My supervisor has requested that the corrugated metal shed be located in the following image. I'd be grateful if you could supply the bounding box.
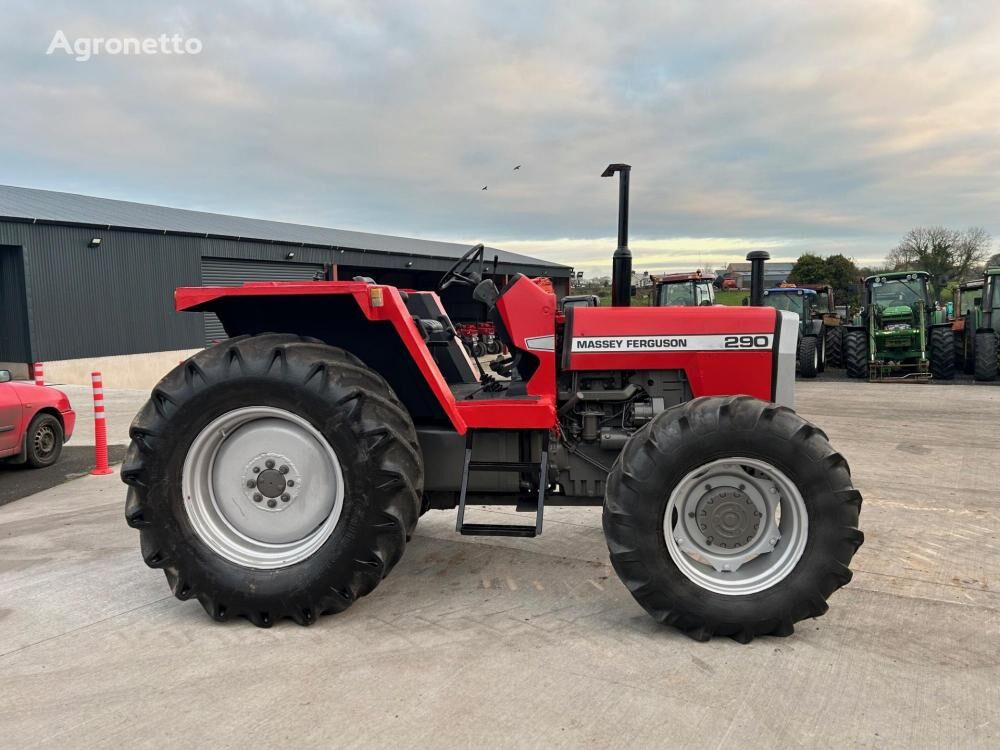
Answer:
[0,185,571,364]
[0,184,566,270]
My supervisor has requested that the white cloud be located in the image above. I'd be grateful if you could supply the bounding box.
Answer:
[0,0,996,268]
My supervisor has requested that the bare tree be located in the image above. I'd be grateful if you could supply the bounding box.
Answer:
[888,226,991,285]
[953,227,992,279]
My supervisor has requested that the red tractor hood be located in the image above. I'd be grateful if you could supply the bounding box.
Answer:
[564,305,789,405]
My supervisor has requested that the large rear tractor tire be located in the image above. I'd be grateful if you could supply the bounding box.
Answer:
[798,337,818,378]
[825,326,843,369]
[122,333,423,626]
[603,396,863,642]
[844,330,868,379]
[975,331,998,381]
[929,326,955,380]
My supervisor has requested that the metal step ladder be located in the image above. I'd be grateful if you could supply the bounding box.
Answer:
[455,430,549,537]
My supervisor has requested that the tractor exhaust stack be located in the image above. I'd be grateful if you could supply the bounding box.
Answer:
[747,250,770,306]
[602,163,632,307]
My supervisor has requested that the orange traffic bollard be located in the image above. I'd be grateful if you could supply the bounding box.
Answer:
[90,371,114,476]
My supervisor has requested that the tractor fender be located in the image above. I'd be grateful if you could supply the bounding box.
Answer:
[175,282,468,432]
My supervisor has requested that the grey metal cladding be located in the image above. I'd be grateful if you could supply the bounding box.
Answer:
[0,184,569,272]
[1,222,204,361]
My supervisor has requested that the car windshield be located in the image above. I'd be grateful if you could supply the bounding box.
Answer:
[871,278,925,308]
[764,293,807,315]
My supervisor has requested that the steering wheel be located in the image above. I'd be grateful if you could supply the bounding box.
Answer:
[438,243,486,291]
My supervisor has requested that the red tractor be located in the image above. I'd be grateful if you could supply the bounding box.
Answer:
[123,165,862,641]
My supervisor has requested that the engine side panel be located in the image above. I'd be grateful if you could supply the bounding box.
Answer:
[563,306,786,404]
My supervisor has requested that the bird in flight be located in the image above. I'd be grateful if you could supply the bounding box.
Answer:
[513,165,521,171]
[481,185,488,190]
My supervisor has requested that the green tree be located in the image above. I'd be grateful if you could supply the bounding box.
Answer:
[790,253,860,305]
[788,253,828,284]
[823,254,859,297]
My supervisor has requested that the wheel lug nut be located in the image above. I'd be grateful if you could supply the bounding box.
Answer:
[246,480,256,488]
[267,499,277,508]
[253,493,263,502]
[279,465,289,474]
[266,460,275,469]
[252,466,261,474]
[281,493,290,502]
[704,483,712,491]
[287,480,295,487]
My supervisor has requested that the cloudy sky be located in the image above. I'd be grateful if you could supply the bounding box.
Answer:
[1,1,998,274]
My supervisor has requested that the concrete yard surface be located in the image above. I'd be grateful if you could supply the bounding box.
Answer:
[0,381,998,748]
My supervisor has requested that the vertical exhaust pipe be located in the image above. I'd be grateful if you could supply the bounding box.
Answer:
[602,163,632,307]
[746,250,770,306]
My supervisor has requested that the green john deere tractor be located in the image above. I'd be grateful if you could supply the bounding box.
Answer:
[761,287,825,378]
[843,271,954,381]
[953,268,999,381]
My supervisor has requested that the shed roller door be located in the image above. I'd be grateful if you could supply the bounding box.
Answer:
[202,257,325,345]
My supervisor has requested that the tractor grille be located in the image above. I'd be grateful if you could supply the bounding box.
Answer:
[885,335,912,348]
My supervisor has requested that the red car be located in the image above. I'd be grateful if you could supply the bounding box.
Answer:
[0,369,76,468]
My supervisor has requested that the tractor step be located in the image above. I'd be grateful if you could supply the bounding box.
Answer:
[456,430,549,537]
[459,523,537,538]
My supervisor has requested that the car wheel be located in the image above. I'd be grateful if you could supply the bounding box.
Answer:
[25,413,64,468]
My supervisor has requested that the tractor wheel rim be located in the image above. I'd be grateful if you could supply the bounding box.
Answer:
[663,457,808,595]
[34,424,56,456]
[182,406,344,569]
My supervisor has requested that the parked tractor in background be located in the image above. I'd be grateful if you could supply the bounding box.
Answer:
[122,164,863,642]
[784,283,845,368]
[650,271,716,307]
[952,268,999,381]
[761,288,825,378]
[843,271,953,381]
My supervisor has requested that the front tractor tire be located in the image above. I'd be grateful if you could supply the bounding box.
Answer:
[929,326,955,380]
[844,330,868,379]
[603,396,863,642]
[797,336,819,378]
[122,334,423,626]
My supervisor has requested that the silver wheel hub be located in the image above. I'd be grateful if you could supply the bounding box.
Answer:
[241,454,302,511]
[665,457,807,594]
[182,407,345,569]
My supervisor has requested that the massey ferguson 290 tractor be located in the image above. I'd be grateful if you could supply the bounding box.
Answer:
[123,165,863,642]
